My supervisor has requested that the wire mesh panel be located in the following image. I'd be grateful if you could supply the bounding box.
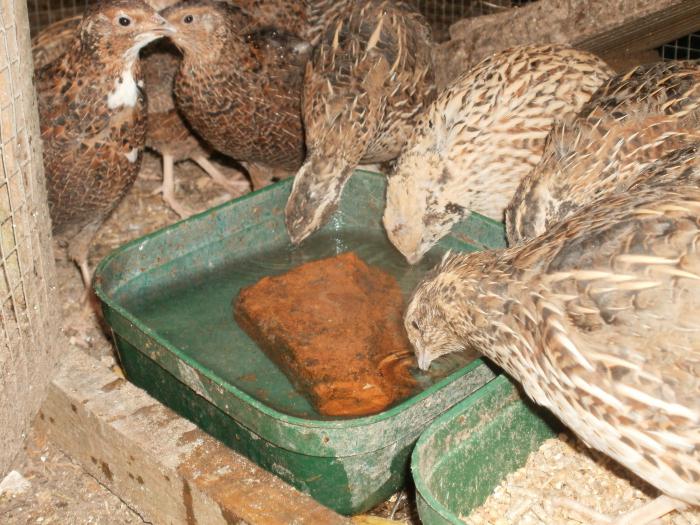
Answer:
[660,32,700,60]
[28,0,94,36]
[0,0,59,475]
[26,0,536,41]
[413,0,534,41]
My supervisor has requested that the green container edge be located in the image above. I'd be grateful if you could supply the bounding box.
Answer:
[411,375,561,524]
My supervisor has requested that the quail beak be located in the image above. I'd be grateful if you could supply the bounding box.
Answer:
[417,352,433,371]
[387,224,427,265]
[395,242,426,265]
[405,251,425,266]
[287,217,315,246]
[146,13,176,35]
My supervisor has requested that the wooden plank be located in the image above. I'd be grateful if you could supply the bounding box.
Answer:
[34,345,351,525]
[599,48,662,74]
[575,0,700,56]
[437,0,700,89]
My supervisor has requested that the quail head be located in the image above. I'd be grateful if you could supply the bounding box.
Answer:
[36,0,175,287]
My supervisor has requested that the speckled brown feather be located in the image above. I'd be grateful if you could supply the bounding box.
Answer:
[382,44,614,264]
[164,0,311,178]
[507,61,700,246]
[35,0,173,283]
[405,157,700,515]
[236,0,308,36]
[305,0,353,46]
[31,15,82,69]
[285,0,436,244]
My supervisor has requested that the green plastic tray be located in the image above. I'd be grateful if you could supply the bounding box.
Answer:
[94,171,506,515]
[411,375,560,524]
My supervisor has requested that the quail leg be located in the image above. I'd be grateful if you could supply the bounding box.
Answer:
[246,163,274,191]
[192,155,250,196]
[67,220,102,292]
[152,152,194,218]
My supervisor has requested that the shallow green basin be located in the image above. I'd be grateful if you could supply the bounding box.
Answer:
[94,170,506,515]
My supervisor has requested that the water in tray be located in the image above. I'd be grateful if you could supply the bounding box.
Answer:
[119,229,479,419]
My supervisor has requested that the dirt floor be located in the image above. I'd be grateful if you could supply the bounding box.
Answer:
[0,152,418,525]
[0,428,144,525]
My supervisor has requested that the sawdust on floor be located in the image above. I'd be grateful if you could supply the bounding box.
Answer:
[462,432,699,525]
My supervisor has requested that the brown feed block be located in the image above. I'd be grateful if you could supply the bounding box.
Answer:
[234,252,417,417]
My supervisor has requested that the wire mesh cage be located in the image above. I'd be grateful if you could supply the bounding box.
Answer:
[28,0,94,36]
[0,0,59,475]
[26,0,534,40]
[26,0,700,53]
[414,0,533,41]
[660,32,700,60]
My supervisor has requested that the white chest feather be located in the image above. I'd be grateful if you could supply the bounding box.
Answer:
[108,70,139,110]
[124,148,139,163]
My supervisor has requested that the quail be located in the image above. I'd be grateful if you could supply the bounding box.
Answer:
[284,0,436,245]
[163,0,312,190]
[507,60,700,246]
[405,153,700,524]
[382,44,613,264]
[35,0,174,286]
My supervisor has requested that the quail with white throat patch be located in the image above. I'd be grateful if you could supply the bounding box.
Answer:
[383,44,613,264]
[36,0,175,287]
[405,160,700,524]
[284,0,436,245]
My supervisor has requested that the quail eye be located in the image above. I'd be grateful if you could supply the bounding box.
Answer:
[412,320,420,331]
[183,14,194,23]
[118,16,131,26]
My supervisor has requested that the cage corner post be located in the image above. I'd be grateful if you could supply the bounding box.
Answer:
[0,0,62,476]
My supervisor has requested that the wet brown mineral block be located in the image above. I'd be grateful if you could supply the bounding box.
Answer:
[233,252,417,417]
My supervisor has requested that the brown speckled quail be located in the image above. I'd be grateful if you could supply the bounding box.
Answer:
[382,44,613,264]
[284,0,436,245]
[162,0,312,190]
[507,60,700,246]
[35,0,174,286]
[405,157,700,524]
